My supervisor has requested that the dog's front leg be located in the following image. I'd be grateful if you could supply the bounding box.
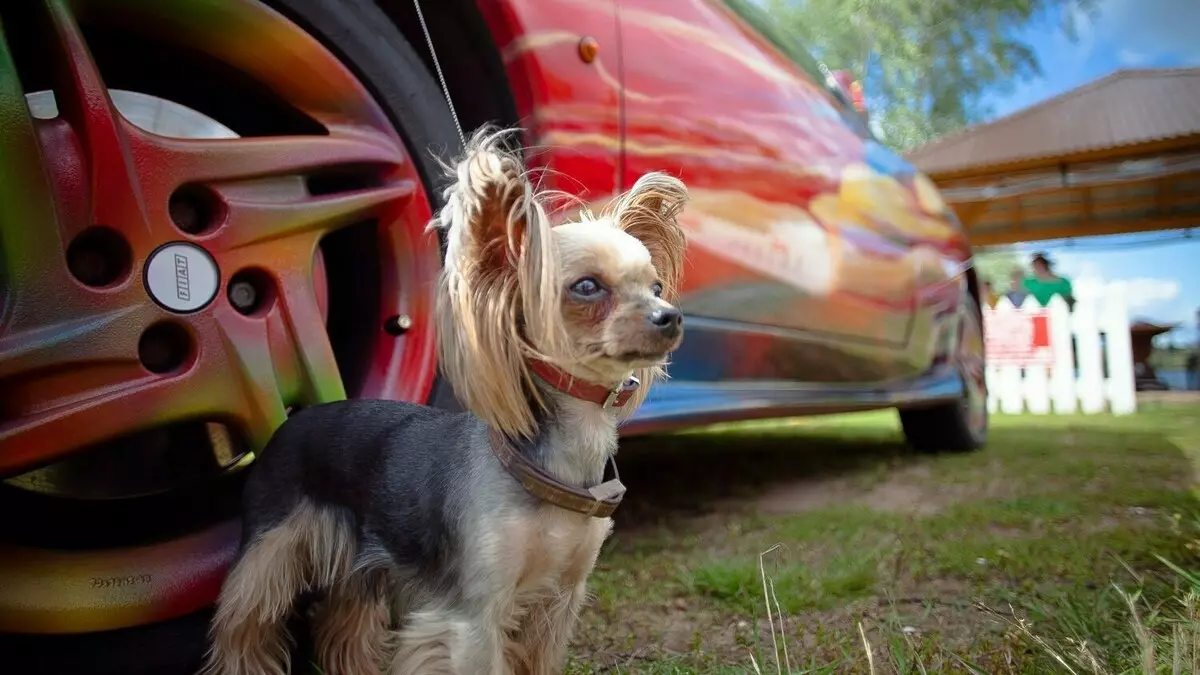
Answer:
[513,581,588,675]
[389,609,509,675]
[454,617,511,675]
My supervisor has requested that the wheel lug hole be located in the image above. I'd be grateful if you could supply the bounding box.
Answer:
[228,269,275,316]
[169,185,223,235]
[67,226,132,288]
[229,280,258,310]
[138,322,192,374]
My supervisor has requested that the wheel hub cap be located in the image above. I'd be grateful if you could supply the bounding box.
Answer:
[143,242,220,314]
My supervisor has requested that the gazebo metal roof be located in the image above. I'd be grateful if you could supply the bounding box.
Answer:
[906,68,1200,246]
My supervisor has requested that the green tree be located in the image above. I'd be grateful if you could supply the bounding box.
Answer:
[972,246,1025,291]
[763,0,1096,150]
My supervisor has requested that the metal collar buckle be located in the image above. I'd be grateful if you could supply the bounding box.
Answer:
[603,375,641,409]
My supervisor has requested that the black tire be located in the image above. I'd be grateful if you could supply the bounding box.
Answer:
[0,1,463,673]
[898,293,988,453]
[278,0,464,192]
[273,0,466,413]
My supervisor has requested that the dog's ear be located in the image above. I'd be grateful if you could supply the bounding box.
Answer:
[433,136,535,270]
[609,172,688,301]
[430,129,569,439]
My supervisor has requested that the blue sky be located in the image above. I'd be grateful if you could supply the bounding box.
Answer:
[979,0,1200,344]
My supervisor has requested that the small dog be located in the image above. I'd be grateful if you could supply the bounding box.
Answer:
[201,128,687,675]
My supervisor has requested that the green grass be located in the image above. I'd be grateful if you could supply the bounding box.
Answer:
[566,405,1200,674]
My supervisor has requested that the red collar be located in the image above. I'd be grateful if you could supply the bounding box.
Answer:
[528,360,640,409]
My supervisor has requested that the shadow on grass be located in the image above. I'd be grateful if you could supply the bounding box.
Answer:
[613,419,911,530]
[613,411,1197,530]
[577,411,1200,672]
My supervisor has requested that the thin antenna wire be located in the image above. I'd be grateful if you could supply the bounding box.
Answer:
[413,0,465,146]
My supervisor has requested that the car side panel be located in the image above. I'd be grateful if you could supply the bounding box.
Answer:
[475,0,623,203]
[616,0,974,382]
[478,0,974,385]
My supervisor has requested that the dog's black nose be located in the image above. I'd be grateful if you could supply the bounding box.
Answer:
[647,308,683,335]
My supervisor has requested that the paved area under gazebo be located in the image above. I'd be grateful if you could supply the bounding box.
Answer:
[906,68,1200,247]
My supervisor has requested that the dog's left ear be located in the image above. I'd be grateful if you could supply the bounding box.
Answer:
[433,132,539,271]
[610,172,688,300]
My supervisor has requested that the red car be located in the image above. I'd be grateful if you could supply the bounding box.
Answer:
[0,0,985,670]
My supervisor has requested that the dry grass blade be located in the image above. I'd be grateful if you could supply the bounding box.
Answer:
[768,577,793,673]
[974,601,1082,675]
[1116,584,1155,674]
[758,543,787,674]
[858,621,876,675]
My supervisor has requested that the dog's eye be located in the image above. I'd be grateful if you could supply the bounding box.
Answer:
[570,277,604,298]
[651,281,664,298]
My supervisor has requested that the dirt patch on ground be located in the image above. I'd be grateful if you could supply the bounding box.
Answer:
[575,604,750,668]
[753,458,1020,517]
[755,474,947,516]
[754,463,943,516]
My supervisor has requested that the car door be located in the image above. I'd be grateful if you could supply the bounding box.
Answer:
[615,0,965,382]
[477,0,625,209]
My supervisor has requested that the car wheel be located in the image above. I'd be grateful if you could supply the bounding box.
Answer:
[0,0,460,671]
[898,291,988,453]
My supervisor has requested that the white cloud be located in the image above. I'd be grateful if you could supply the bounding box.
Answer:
[1105,278,1182,310]
[1063,2,1098,59]
[1117,48,1150,66]
[990,0,1196,118]
[1093,0,1200,65]
[1066,261,1181,313]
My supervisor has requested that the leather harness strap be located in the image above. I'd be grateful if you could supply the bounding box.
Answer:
[488,427,626,518]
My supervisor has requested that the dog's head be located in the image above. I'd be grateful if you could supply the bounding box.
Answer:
[429,128,687,439]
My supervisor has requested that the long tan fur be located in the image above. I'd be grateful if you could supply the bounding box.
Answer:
[429,131,688,435]
[428,128,573,440]
[201,501,356,675]
[600,171,688,415]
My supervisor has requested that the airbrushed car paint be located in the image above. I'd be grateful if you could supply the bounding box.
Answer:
[0,0,980,634]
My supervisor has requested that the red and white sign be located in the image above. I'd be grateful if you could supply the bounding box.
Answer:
[983,308,1054,366]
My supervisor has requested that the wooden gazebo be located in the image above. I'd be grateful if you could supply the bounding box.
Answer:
[1130,321,1176,391]
[906,68,1200,246]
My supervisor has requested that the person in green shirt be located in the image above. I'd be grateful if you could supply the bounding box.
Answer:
[1023,252,1074,307]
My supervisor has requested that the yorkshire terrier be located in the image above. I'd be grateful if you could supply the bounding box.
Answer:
[201,127,688,675]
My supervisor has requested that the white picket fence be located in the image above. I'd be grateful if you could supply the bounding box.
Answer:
[984,293,1137,415]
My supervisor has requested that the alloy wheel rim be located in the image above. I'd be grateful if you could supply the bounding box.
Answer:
[0,0,440,633]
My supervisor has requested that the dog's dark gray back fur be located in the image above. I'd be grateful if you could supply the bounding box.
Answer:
[239,399,512,599]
